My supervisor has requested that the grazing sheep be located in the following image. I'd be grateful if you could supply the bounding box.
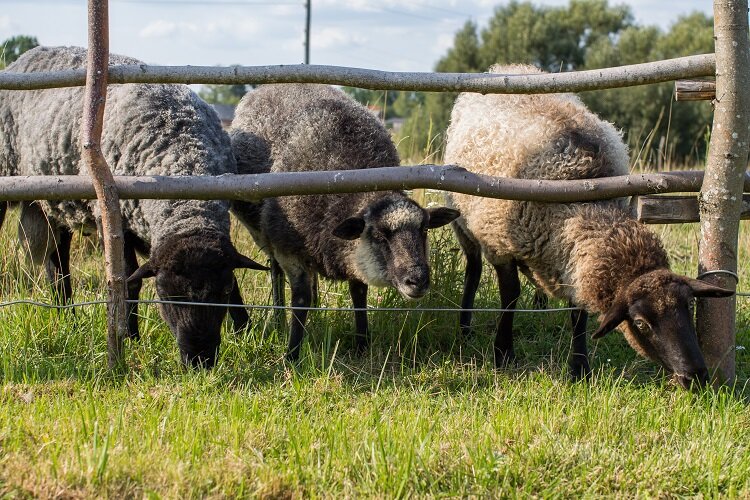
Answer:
[231,84,459,360]
[0,46,268,368]
[445,64,732,388]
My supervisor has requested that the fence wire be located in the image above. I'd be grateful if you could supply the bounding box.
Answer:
[0,298,580,313]
[3,294,750,313]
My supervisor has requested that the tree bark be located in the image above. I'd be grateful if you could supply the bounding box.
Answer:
[696,0,750,385]
[1,169,749,203]
[0,54,715,93]
[81,0,127,369]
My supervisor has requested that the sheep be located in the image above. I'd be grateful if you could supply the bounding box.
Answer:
[444,64,733,388]
[230,83,459,360]
[0,46,268,368]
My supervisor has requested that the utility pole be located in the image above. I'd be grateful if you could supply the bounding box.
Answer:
[304,0,311,64]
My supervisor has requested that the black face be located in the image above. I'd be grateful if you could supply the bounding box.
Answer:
[593,271,734,389]
[128,230,267,368]
[332,198,460,299]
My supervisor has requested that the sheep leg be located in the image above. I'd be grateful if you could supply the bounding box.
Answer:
[453,222,482,338]
[46,227,73,305]
[123,232,143,340]
[494,262,520,368]
[349,279,369,353]
[569,304,591,381]
[287,269,313,362]
[270,258,286,330]
[227,276,250,333]
[0,201,6,231]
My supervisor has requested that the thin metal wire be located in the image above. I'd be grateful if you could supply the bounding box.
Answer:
[5,288,750,310]
[0,297,580,313]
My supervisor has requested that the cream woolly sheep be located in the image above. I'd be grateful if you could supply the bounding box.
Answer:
[0,46,267,368]
[231,84,459,360]
[445,64,732,388]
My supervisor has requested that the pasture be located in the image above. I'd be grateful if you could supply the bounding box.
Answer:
[1,203,750,497]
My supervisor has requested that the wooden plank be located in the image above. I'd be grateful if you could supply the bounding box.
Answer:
[675,79,716,101]
[636,194,750,224]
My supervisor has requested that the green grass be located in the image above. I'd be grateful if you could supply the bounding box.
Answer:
[1,206,750,497]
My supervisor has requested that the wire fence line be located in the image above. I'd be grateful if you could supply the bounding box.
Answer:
[3,294,750,313]
[0,298,580,313]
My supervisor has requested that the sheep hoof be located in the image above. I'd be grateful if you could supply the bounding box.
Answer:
[569,360,591,382]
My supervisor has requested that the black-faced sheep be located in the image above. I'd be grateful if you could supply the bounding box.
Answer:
[231,84,459,360]
[445,64,733,388]
[0,46,268,368]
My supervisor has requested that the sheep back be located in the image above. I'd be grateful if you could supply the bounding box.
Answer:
[0,46,235,247]
[231,84,401,281]
[445,64,631,305]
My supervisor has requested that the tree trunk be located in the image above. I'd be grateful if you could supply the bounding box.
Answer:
[81,0,128,369]
[696,0,750,385]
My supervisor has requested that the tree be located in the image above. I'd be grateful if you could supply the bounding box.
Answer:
[0,35,39,69]
[197,83,251,106]
[582,13,714,166]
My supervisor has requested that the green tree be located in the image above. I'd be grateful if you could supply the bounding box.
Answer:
[582,13,714,166]
[198,84,251,106]
[0,35,39,69]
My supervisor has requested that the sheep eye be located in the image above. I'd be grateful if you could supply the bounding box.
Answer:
[633,319,649,333]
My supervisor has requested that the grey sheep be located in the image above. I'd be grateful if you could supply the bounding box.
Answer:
[231,84,459,360]
[0,46,267,368]
[445,64,732,388]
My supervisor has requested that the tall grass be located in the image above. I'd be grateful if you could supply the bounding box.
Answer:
[1,201,749,496]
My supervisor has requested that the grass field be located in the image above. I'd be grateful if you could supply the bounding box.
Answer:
[1,201,750,498]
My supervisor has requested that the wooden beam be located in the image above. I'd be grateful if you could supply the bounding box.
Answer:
[635,194,750,224]
[2,169,750,204]
[0,54,715,93]
[81,0,127,369]
[675,80,716,101]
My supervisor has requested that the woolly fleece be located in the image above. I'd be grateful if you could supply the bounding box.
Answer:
[230,83,405,282]
[0,46,235,249]
[445,64,669,314]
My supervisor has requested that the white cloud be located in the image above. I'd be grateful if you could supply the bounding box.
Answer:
[0,15,18,37]
[313,27,367,50]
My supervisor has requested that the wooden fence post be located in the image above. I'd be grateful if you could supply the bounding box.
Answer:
[81,0,128,369]
[697,0,750,385]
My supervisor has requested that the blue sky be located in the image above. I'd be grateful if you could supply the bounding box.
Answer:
[0,1,713,71]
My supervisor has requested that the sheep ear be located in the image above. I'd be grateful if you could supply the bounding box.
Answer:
[127,262,156,282]
[684,278,735,298]
[333,217,365,240]
[233,253,269,271]
[592,301,628,339]
[426,207,460,229]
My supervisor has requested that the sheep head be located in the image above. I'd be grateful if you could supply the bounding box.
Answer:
[127,228,267,368]
[332,196,459,299]
[592,269,734,389]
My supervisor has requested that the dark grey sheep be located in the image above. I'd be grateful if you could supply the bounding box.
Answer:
[231,83,459,360]
[0,46,267,368]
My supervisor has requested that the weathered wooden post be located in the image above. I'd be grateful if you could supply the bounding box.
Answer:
[81,0,128,368]
[696,0,750,384]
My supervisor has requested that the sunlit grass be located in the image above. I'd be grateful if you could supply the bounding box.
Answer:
[1,201,749,497]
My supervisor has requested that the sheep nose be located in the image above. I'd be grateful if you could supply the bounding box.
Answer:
[404,267,428,289]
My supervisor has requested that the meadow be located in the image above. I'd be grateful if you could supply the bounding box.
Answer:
[1,199,749,497]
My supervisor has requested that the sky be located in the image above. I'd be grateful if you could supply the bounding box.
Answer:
[0,0,713,72]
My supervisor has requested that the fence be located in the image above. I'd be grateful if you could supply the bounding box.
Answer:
[0,0,748,384]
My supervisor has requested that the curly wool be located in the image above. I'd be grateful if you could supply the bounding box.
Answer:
[0,46,234,248]
[230,83,402,282]
[445,63,668,314]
